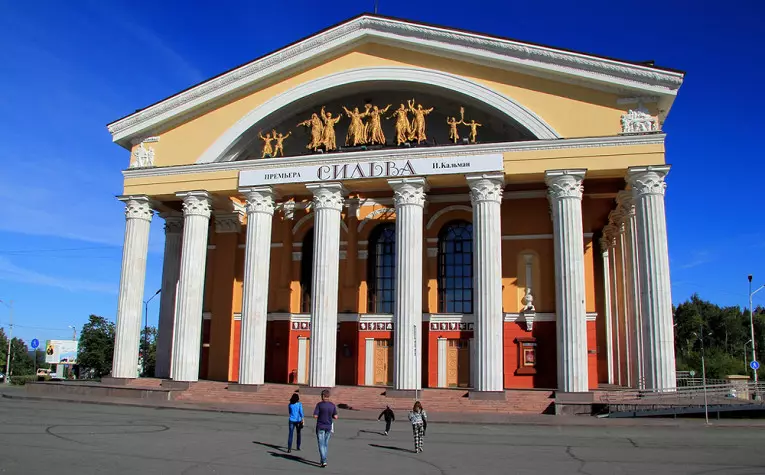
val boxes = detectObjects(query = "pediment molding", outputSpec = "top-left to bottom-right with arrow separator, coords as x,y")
107,15 -> 683,147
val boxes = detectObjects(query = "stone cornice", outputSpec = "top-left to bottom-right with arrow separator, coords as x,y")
122,134 -> 666,180
107,14 -> 683,145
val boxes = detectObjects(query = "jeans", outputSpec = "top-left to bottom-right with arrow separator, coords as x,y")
316,428 -> 332,464
288,421 -> 302,450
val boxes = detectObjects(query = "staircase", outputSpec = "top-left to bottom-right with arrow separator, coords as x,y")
172,381 -> 554,414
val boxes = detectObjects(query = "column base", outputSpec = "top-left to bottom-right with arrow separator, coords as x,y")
386,389 -> 419,399
101,376 -> 134,386
227,383 -> 265,393
554,391 -> 594,415
468,390 -> 506,401
160,380 -> 191,390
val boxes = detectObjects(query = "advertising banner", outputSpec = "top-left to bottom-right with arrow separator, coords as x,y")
45,340 -> 78,364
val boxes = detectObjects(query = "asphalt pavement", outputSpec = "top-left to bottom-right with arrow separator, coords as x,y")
0,397 -> 764,474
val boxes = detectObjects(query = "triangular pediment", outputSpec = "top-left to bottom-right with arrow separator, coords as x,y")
108,14 -> 683,148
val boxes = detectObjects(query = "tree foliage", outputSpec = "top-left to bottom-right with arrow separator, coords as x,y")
140,326 -> 157,377
674,294 -> 765,379
77,315 -> 116,378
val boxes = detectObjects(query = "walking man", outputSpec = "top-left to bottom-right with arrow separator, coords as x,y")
377,405 -> 395,435
313,389 -> 338,468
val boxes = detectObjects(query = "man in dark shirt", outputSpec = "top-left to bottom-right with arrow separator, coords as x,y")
313,389 -> 338,468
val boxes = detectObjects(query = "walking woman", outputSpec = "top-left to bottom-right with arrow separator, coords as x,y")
287,393 -> 304,453
408,401 -> 428,453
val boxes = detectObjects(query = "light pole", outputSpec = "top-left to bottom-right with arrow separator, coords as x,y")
0,300 -> 13,384
744,339 -> 752,372
68,325 -> 77,341
747,275 -> 764,387
693,325 -> 711,425
143,289 -> 161,377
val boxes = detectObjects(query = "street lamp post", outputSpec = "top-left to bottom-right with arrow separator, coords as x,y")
744,339 -> 752,373
0,300 -> 13,384
143,289 -> 161,377
747,275 -> 764,392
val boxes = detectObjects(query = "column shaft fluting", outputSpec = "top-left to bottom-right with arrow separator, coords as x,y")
389,178 -> 426,391
599,239 -> 615,385
467,174 -> 505,392
112,196 -> 153,379
306,183 -> 344,388
545,170 -> 588,392
155,213 -> 183,379
238,188 -> 276,385
170,191 -> 212,382
618,190 -> 644,389
628,166 -> 676,391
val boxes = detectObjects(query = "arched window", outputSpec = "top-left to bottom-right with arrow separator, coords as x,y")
300,229 -> 314,313
367,223 -> 396,313
438,221 -> 473,313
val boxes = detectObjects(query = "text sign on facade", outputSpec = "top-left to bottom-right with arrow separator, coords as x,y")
238,153 -> 504,187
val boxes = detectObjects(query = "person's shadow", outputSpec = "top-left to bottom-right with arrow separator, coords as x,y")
369,443 -> 415,454
252,441 -> 283,452
268,451 -> 320,467
359,429 -> 386,436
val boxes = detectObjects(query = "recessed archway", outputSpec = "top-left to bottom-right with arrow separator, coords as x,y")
196,66 -> 561,164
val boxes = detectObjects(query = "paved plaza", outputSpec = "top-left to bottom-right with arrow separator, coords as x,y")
0,398 -> 763,474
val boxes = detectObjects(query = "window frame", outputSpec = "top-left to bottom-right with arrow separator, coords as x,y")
437,221 -> 474,314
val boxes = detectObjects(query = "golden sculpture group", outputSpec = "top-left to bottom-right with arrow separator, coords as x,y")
260,99 -> 482,157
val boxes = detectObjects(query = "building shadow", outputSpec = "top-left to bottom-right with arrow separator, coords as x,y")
369,443 -> 414,454
268,451 -> 319,467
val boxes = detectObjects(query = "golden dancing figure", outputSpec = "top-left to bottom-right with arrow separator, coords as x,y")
320,106 -> 342,151
258,131 -> 275,158
297,113 -> 324,151
446,116 -> 461,143
342,106 -> 369,146
388,103 -> 411,145
408,99 -> 434,144
366,104 -> 391,145
464,119 -> 482,144
272,130 -> 291,157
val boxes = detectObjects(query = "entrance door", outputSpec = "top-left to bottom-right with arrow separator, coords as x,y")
447,339 -> 470,387
374,339 -> 393,386
297,337 -> 310,384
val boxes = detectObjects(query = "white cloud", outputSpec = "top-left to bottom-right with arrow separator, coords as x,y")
0,256 -> 117,294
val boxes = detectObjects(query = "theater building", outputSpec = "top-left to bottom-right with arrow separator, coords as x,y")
107,15 -> 684,393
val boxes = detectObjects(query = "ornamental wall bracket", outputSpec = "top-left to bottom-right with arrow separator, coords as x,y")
521,309 -> 536,332
131,142 -> 155,168
620,108 -> 660,134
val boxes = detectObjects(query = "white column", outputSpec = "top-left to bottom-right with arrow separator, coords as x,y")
170,191 -> 212,382
627,166 -> 676,391
297,337 -> 308,384
605,225 -> 623,386
599,237 -> 615,385
238,187 -> 275,385
611,213 -> 632,387
467,173 -> 505,392
389,177 -> 427,391
155,213 -> 183,379
112,196 -> 153,379
545,169 -> 588,393
306,183 -> 345,388
618,190 -> 644,389
365,338 -> 375,386
437,337 -> 447,388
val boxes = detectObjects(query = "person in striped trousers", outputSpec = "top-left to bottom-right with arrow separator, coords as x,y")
408,401 -> 428,453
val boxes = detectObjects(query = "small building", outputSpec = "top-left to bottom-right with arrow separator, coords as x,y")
107,14 -> 684,394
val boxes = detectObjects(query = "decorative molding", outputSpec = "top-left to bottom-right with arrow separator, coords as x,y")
122,134 -> 666,179
389,177 -> 428,208
427,247 -> 438,258
503,312 -> 597,322
502,234 -> 553,240
429,321 -> 475,331
118,195 -> 153,222
108,15 -> 682,145
359,321 -> 394,331
239,187 -> 275,216
207,244 -> 216,250
292,213 -> 314,235
282,200 -> 296,220
292,251 -> 302,261
467,173 -> 504,204
307,182 -> 345,211
620,109 -> 660,134
130,143 -> 155,168
425,204 -> 472,229
545,170 -> 585,200
214,212 -> 244,233
357,207 -> 396,233
339,250 -> 347,260
627,165 -> 669,197
177,191 -> 212,218
130,136 -> 160,145
358,249 -> 368,260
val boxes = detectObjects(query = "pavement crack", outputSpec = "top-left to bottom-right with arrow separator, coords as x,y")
627,437 -> 639,448
565,446 -> 594,475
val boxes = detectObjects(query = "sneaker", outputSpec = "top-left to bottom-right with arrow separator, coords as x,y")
296,448 -> 301,451
384,431 -> 388,436
321,462 -> 327,468
287,449 -> 291,454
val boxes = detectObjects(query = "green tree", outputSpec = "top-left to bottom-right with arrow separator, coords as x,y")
8,338 -> 34,376
140,326 -> 157,377
77,315 -> 116,378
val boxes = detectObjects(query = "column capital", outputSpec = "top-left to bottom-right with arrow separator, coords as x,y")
603,223 -> 620,245
466,173 -> 504,204
239,187 -> 276,216
608,209 -> 627,231
544,169 -> 586,200
627,165 -> 669,197
389,177 -> 428,207
176,191 -> 212,218
306,182 -> 345,211
345,197 -> 361,219
118,195 -> 153,222
281,199 -> 296,220
616,190 -> 636,217
214,211 -> 245,233
159,212 -> 183,234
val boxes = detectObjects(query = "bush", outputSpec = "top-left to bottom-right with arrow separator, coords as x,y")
9,375 -> 39,386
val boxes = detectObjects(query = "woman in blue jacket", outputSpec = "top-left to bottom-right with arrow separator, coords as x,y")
287,392 -> 304,453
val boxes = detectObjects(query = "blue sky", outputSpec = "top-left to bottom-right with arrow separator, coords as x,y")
0,0 -> 763,346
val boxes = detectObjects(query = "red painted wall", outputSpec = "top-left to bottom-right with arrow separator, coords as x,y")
503,321 -> 557,389
336,322 -> 358,386
231,320 -> 241,381
587,320 -> 598,389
